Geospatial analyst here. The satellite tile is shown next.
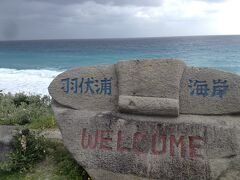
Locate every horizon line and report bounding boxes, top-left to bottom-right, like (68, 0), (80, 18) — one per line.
(1, 34), (240, 42)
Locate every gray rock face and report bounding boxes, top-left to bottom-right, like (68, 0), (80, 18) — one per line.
(118, 95), (179, 116)
(117, 59), (185, 116)
(180, 67), (240, 115)
(48, 65), (118, 112)
(49, 59), (240, 116)
(0, 126), (18, 162)
(49, 59), (240, 180)
(117, 59), (186, 99)
(52, 101), (240, 180)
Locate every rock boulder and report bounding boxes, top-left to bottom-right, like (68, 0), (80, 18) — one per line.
(49, 59), (240, 180)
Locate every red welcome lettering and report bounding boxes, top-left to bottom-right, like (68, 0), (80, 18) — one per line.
(81, 127), (204, 161)
(170, 135), (185, 158)
(117, 131), (131, 153)
(81, 128), (98, 149)
(132, 132), (146, 153)
(100, 130), (113, 151)
(189, 136), (204, 159)
(151, 133), (167, 155)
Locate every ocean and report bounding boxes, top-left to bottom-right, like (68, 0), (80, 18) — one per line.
(1, 35), (240, 95)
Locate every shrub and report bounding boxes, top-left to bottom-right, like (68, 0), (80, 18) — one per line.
(0, 132), (91, 179)
(13, 94), (30, 107)
(0, 93), (55, 127)
(0, 129), (46, 173)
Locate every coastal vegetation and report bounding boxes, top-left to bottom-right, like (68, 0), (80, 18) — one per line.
(0, 92), (55, 129)
(0, 92), (90, 179)
(0, 131), (90, 179)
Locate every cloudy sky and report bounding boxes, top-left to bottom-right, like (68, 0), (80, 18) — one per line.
(0, 0), (239, 40)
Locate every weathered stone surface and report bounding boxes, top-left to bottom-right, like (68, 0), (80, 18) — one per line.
(49, 59), (240, 116)
(48, 65), (118, 111)
(87, 169), (158, 180)
(117, 59), (185, 116)
(117, 59), (186, 99)
(52, 101), (240, 180)
(48, 59), (240, 180)
(39, 128), (62, 140)
(214, 156), (240, 180)
(0, 126), (18, 162)
(118, 95), (179, 116)
(180, 67), (240, 115)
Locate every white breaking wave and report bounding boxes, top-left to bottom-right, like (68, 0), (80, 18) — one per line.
(0, 68), (62, 95)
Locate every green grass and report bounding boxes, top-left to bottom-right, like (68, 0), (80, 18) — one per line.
(0, 171), (25, 180)
(25, 115), (56, 129)
(46, 140), (90, 179)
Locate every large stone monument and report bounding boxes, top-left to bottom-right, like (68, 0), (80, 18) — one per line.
(49, 59), (240, 180)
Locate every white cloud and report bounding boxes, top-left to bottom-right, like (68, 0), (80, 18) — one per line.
(212, 0), (240, 34)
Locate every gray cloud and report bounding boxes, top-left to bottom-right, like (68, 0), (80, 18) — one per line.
(1, 20), (19, 40)
(26, 0), (163, 6)
(25, 0), (226, 6)
(0, 0), (232, 40)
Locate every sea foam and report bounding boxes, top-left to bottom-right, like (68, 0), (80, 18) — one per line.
(0, 68), (62, 95)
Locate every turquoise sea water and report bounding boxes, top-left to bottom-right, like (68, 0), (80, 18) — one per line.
(0, 35), (240, 94)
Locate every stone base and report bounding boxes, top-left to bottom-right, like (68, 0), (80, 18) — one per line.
(52, 102), (240, 180)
